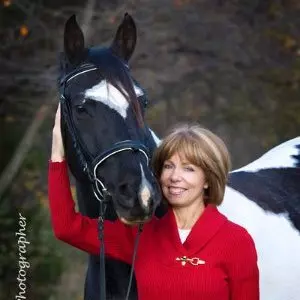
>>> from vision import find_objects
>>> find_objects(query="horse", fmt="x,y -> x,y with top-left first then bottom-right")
58,13 -> 300,300
221,138 -> 300,300
58,14 -> 164,299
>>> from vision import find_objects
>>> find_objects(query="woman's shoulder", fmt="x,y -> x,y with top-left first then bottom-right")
225,218 -> 251,234
214,207 -> 254,241
220,215 -> 256,250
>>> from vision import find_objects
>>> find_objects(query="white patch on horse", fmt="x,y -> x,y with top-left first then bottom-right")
134,85 -> 144,97
84,80 -> 129,118
139,163 -> 151,208
233,137 -> 300,172
219,186 -> 300,300
149,128 -> 161,146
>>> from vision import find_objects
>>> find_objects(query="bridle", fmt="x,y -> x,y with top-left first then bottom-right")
59,62 -> 149,300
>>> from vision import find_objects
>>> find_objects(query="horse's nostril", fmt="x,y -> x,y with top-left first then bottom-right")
119,183 -> 126,193
118,182 -> 131,197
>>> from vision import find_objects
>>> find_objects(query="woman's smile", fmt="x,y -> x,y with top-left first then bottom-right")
168,186 -> 187,196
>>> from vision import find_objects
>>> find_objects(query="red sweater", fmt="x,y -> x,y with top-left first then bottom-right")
48,161 -> 259,300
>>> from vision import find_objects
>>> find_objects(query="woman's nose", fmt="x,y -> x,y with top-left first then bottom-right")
170,168 -> 182,182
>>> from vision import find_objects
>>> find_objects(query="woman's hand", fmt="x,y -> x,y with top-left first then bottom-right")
51,103 -> 65,162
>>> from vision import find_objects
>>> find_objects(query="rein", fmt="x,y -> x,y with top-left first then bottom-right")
59,63 -> 149,300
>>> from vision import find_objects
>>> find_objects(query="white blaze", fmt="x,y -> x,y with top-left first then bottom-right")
84,80 -> 144,119
85,80 -> 129,118
139,163 -> 151,207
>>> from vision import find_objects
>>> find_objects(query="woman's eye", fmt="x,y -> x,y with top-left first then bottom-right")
184,166 -> 194,172
163,164 -> 172,169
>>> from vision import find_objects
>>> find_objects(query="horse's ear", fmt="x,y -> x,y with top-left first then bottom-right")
110,13 -> 137,62
64,15 -> 85,65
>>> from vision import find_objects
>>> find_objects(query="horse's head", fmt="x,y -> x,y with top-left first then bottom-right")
58,14 -> 161,224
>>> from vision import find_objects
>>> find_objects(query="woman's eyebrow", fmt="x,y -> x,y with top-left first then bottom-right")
181,161 -> 193,165
164,160 -> 173,164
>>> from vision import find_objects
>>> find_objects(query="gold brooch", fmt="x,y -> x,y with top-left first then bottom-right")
175,256 -> 205,266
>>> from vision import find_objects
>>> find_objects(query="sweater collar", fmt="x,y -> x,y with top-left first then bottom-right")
158,204 -> 227,256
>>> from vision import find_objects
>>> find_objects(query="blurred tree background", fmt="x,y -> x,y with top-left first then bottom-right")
1,0 -> 300,299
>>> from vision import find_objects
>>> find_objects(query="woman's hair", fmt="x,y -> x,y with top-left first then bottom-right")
152,123 -> 231,206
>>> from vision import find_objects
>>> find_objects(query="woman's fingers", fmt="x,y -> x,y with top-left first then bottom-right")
51,103 -> 65,161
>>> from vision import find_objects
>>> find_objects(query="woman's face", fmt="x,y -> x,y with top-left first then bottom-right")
160,152 -> 208,208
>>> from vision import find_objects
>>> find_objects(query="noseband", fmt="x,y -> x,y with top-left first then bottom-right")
59,63 -> 149,300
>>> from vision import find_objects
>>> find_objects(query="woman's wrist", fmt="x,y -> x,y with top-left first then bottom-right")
50,153 -> 65,162
51,104 -> 65,163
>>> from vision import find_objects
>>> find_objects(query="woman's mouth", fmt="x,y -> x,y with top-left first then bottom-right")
168,186 -> 187,195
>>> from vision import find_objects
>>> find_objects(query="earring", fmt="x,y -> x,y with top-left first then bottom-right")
204,184 -> 208,189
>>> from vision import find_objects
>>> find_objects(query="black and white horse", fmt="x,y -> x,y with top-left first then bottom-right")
59,14 -> 163,299
221,138 -> 300,300
58,13 -> 300,300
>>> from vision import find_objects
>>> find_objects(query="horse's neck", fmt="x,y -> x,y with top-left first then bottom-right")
219,186 -> 264,234
75,180 -> 95,216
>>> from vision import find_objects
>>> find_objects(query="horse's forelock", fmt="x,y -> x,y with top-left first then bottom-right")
105,66 -> 144,128
88,48 -> 144,128
113,75 -> 144,128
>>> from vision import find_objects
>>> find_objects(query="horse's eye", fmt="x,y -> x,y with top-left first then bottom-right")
76,104 -> 86,113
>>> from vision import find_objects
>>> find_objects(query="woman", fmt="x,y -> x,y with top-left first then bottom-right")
48,105 -> 259,299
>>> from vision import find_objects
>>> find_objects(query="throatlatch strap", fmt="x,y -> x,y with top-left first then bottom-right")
98,201 -> 107,300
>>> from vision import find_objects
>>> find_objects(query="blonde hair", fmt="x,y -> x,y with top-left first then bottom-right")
152,124 -> 231,205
